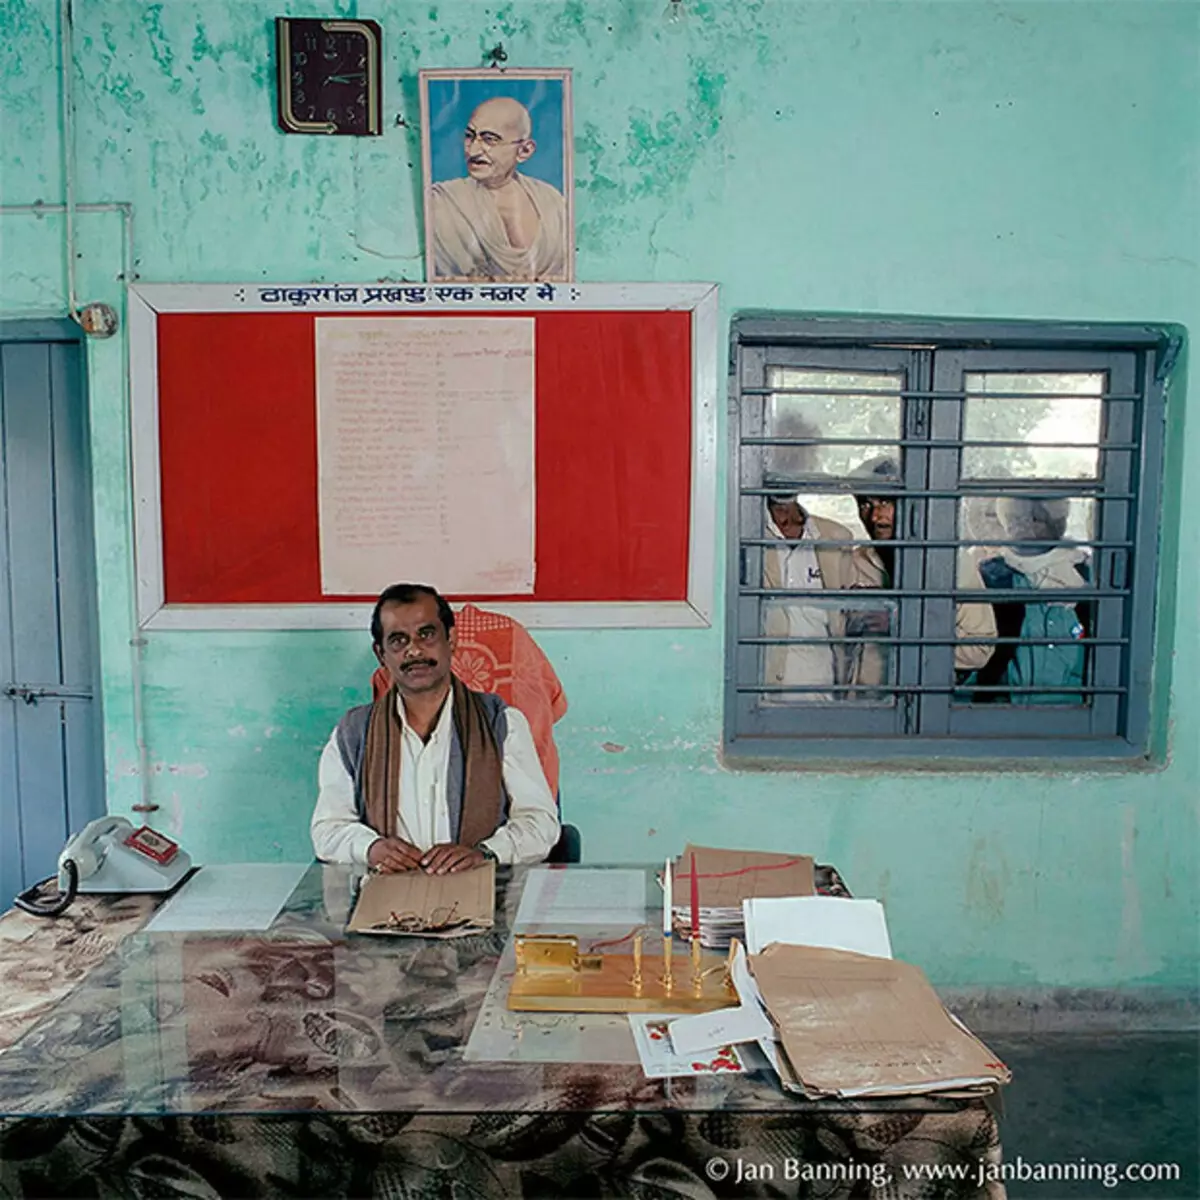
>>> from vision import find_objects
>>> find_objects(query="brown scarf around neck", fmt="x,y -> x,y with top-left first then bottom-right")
362,675 -> 505,848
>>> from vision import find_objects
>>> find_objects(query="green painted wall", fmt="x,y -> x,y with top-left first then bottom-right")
2,0 -> 1197,988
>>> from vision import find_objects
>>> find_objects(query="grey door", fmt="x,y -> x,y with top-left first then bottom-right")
0,322 -> 105,906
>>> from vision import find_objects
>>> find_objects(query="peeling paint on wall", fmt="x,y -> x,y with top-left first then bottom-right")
1117,803 -> 1155,977
965,838 -> 1010,922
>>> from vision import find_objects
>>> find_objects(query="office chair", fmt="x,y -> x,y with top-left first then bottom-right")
546,817 -> 582,864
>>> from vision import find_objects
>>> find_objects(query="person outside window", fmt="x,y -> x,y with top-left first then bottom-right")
971,496 -> 1091,704
761,492 -> 859,703
849,456 -> 996,691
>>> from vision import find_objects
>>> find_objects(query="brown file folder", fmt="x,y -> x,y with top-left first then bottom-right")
750,943 -> 1011,1098
347,862 -> 495,939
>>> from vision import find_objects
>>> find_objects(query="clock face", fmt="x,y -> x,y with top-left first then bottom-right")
276,19 -> 382,136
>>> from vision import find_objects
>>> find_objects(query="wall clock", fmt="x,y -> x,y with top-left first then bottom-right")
276,18 -> 382,135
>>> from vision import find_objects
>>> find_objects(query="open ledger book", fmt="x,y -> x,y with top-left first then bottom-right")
347,862 -> 495,938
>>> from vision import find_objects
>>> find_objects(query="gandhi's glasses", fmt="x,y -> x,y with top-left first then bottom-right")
464,127 -> 528,149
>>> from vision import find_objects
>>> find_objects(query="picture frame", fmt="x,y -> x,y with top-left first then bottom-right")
419,67 -> 574,283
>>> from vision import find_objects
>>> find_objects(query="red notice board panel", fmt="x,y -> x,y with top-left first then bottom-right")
155,309 -> 693,605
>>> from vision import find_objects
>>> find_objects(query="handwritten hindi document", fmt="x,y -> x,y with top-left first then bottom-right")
315,317 -> 535,595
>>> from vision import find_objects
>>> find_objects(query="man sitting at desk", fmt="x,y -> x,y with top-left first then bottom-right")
311,583 -> 560,873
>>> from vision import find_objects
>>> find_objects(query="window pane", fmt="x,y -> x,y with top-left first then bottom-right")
756,599 -> 898,707
962,372 -> 1104,480
959,493 -> 1097,555
843,599 -> 897,704
760,596 -> 852,705
765,367 -> 902,482
956,492 -> 1095,707
758,491 -> 895,706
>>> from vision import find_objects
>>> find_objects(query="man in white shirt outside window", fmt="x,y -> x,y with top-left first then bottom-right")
311,583 -> 559,873
761,493 -> 859,703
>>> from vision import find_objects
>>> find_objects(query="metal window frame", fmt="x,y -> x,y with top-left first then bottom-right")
724,314 -> 1177,763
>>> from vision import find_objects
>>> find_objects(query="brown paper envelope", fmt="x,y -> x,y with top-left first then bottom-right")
675,844 -> 815,908
750,943 -> 1011,1097
348,861 -> 495,938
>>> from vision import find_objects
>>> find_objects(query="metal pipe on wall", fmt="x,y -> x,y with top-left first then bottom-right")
59,0 -> 81,323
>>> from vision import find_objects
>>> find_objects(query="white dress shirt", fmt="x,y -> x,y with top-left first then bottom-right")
766,512 -> 836,702
310,693 -> 559,867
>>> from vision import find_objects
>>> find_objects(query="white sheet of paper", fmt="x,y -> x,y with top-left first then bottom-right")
142,863 -> 309,932
667,1004 -> 772,1056
315,316 -> 536,595
628,1014 -> 748,1078
727,942 -> 787,1077
514,867 -> 646,929
743,896 -> 893,959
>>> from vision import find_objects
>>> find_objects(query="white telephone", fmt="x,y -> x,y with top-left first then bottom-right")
14,816 -> 193,916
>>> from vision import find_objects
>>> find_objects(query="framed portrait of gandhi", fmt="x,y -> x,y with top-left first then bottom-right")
419,67 -> 574,283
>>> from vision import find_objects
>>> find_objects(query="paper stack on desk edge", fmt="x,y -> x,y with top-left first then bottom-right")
669,844 -> 815,950
748,943 -> 1011,1099
666,893 -> 1009,1100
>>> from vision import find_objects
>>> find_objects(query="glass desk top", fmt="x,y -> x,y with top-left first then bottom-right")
0,862 -> 954,1119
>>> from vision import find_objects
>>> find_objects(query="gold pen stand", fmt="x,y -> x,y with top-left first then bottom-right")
507,934 -> 736,1014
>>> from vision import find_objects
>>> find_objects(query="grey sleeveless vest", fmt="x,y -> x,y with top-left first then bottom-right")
334,691 -> 510,841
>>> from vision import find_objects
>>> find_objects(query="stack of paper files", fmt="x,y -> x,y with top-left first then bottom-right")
749,943 -> 1011,1099
670,844 -> 814,950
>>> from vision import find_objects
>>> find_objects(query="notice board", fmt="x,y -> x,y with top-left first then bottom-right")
129,282 -> 717,630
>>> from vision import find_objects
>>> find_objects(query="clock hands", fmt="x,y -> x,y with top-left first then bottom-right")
323,72 -> 366,86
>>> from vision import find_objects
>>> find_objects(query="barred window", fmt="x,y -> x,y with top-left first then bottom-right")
725,317 -> 1179,761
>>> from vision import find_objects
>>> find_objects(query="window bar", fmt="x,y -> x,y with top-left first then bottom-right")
744,385 -> 1144,402
739,537 -> 1132,550
738,683 -> 1127,696
743,436 -> 1134,451
742,487 -> 1130,500
739,636 -> 1128,647
742,586 -> 1127,601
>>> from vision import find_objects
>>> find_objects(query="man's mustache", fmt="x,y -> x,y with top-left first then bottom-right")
468,154 -> 490,165
402,659 -> 437,671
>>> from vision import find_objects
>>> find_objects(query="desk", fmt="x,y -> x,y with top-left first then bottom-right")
0,865 -> 1003,1197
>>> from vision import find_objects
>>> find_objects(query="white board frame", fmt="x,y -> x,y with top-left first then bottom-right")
128,281 -> 719,631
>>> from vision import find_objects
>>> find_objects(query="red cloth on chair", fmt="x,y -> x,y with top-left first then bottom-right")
370,604 -> 567,795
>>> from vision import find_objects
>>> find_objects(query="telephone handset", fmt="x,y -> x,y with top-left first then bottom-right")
13,816 -> 193,917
